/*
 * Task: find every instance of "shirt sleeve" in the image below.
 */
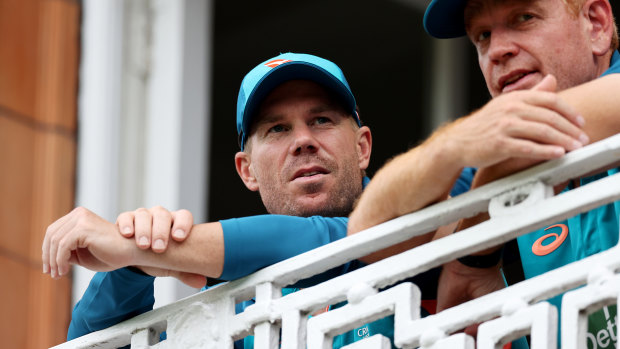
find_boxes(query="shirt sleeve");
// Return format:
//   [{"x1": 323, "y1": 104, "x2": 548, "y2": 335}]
[
  {"x1": 220, "y1": 215, "x2": 349, "y2": 281},
  {"x1": 450, "y1": 167, "x2": 476, "y2": 197},
  {"x1": 67, "y1": 268, "x2": 155, "y2": 340}
]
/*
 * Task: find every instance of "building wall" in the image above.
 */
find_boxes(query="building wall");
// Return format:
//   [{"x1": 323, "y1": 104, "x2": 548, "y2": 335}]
[{"x1": 0, "y1": 0, "x2": 79, "y2": 347}]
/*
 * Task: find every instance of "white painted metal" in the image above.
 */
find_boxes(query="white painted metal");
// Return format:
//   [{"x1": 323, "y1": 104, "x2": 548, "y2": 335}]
[
  {"x1": 561, "y1": 268, "x2": 620, "y2": 349},
  {"x1": 307, "y1": 283, "x2": 417, "y2": 349},
  {"x1": 342, "y1": 335, "x2": 392, "y2": 349},
  {"x1": 477, "y1": 302, "x2": 557, "y2": 349},
  {"x1": 253, "y1": 283, "x2": 281, "y2": 349},
  {"x1": 420, "y1": 332, "x2": 474, "y2": 349},
  {"x1": 130, "y1": 327, "x2": 159, "y2": 348},
  {"x1": 281, "y1": 309, "x2": 308, "y2": 349},
  {"x1": 54, "y1": 134, "x2": 620, "y2": 349},
  {"x1": 145, "y1": 0, "x2": 211, "y2": 309},
  {"x1": 74, "y1": 0, "x2": 211, "y2": 310},
  {"x1": 74, "y1": 0, "x2": 125, "y2": 307}
]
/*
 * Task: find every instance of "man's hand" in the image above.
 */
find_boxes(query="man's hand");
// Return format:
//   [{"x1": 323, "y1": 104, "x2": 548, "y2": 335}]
[
  {"x1": 436, "y1": 75, "x2": 588, "y2": 170},
  {"x1": 437, "y1": 260, "x2": 505, "y2": 337},
  {"x1": 42, "y1": 207, "x2": 208, "y2": 288},
  {"x1": 116, "y1": 206, "x2": 193, "y2": 253},
  {"x1": 42, "y1": 207, "x2": 135, "y2": 278},
  {"x1": 437, "y1": 260, "x2": 504, "y2": 311}
]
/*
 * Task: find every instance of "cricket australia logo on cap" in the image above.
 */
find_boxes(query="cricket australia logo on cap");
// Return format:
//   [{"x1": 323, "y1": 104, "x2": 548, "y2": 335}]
[{"x1": 264, "y1": 59, "x2": 292, "y2": 68}]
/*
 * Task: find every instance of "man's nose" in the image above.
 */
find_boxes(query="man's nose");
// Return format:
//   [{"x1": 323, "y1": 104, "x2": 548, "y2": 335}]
[
  {"x1": 290, "y1": 126, "x2": 319, "y2": 155},
  {"x1": 487, "y1": 29, "x2": 519, "y2": 63}
]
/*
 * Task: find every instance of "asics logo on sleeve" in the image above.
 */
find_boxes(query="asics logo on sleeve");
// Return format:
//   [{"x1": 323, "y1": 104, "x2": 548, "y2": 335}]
[{"x1": 532, "y1": 224, "x2": 569, "y2": 256}]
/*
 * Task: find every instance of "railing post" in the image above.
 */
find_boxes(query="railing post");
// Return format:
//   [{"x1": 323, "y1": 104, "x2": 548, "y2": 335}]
[
  {"x1": 253, "y1": 282, "x2": 282, "y2": 349},
  {"x1": 420, "y1": 331, "x2": 474, "y2": 349},
  {"x1": 163, "y1": 298, "x2": 235, "y2": 348},
  {"x1": 477, "y1": 301, "x2": 557, "y2": 349},
  {"x1": 130, "y1": 327, "x2": 160, "y2": 348},
  {"x1": 281, "y1": 309, "x2": 308, "y2": 349}
]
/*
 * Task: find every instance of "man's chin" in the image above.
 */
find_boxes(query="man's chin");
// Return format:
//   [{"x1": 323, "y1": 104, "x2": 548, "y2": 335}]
[
  {"x1": 293, "y1": 196, "x2": 352, "y2": 218},
  {"x1": 294, "y1": 195, "x2": 329, "y2": 214}
]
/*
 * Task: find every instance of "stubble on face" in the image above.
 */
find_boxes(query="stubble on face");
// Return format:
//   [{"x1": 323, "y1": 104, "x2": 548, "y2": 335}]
[{"x1": 255, "y1": 143, "x2": 364, "y2": 218}]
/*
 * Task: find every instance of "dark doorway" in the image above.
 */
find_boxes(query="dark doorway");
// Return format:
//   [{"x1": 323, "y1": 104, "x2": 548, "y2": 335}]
[{"x1": 208, "y1": 0, "x2": 439, "y2": 220}]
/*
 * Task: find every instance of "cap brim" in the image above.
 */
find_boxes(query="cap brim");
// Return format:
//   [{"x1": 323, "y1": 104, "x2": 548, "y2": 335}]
[
  {"x1": 423, "y1": 0, "x2": 468, "y2": 39},
  {"x1": 241, "y1": 62, "x2": 357, "y2": 140}
]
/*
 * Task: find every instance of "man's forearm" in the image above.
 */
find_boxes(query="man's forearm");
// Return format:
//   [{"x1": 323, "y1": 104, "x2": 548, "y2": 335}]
[
  {"x1": 348, "y1": 133, "x2": 463, "y2": 235},
  {"x1": 346, "y1": 76, "x2": 589, "y2": 263},
  {"x1": 347, "y1": 133, "x2": 465, "y2": 263},
  {"x1": 560, "y1": 74, "x2": 620, "y2": 145},
  {"x1": 131, "y1": 222, "x2": 225, "y2": 278}
]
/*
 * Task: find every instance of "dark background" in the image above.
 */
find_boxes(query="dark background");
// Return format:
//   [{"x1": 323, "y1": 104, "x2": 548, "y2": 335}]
[{"x1": 208, "y1": 0, "x2": 620, "y2": 220}]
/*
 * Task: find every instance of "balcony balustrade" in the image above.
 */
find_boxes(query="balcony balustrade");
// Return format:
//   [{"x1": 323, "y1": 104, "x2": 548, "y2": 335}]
[{"x1": 53, "y1": 134, "x2": 620, "y2": 349}]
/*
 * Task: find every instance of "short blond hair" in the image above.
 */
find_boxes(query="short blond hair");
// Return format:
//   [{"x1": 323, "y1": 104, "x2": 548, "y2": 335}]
[{"x1": 564, "y1": 0, "x2": 618, "y2": 50}]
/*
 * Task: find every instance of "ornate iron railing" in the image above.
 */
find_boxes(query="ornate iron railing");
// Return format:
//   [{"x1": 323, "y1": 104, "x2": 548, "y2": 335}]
[{"x1": 54, "y1": 134, "x2": 620, "y2": 349}]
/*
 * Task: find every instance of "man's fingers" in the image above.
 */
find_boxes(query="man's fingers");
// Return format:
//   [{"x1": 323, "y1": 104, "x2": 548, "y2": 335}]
[
  {"x1": 508, "y1": 117, "x2": 583, "y2": 153},
  {"x1": 534, "y1": 99, "x2": 587, "y2": 141},
  {"x1": 492, "y1": 95, "x2": 588, "y2": 151},
  {"x1": 42, "y1": 227, "x2": 51, "y2": 274},
  {"x1": 524, "y1": 83, "x2": 587, "y2": 131},
  {"x1": 116, "y1": 211, "x2": 136, "y2": 238},
  {"x1": 151, "y1": 206, "x2": 172, "y2": 253},
  {"x1": 118, "y1": 206, "x2": 192, "y2": 252},
  {"x1": 500, "y1": 137, "x2": 566, "y2": 160},
  {"x1": 48, "y1": 229, "x2": 62, "y2": 278},
  {"x1": 134, "y1": 208, "x2": 153, "y2": 249},
  {"x1": 525, "y1": 108, "x2": 588, "y2": 146},
  {"x1": 56, "y1": 233, "x2": 78, "y2": 277},
  {"x1": 170, "y1": 209, "x2": 193, "y2": 241},
  {"x1": 42, "y1": 209, "x2": 76, "y2": 274},
  {"x1": 532, "y1": 74, "x2": 557, "y2": 93},
  {"x1": 44, "y1": 208, "x2": 81, "y2": 278}
]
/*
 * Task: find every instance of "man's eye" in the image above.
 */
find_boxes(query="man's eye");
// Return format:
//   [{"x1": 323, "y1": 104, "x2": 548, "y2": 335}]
[
  {"x1": 314, "y1": 117, "x2": 331, "y2": 125},
  {"x1": 268, "y1": 124, "x2": 285, "y2": 133},
  {"x1": 517, "y1": 13, "x2": 534, "y2": 22},
  {"x1": 477, "y1": 30, "x2": 491, "y2": 42}
]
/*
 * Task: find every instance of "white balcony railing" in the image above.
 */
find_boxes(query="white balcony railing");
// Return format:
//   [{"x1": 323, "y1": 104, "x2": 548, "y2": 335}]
[{"x1": 54, "y1": 134, "x2": 620, "y2": 349}]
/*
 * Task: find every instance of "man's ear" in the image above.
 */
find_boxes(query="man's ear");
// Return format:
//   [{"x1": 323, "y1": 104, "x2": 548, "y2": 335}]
[
  {"x1": 235, "y1": 152, "x2": 259, "y2": 192},
  {"x1": 356, "y1": 126, "x2": 372, "y2": 171},
  {"x1": 583, "y1": 0, "x2": 614, "y2": 56}
]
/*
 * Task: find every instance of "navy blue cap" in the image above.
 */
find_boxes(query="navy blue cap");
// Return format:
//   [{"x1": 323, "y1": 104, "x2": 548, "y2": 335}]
[
  {"x1": 424, "y1": 0, "x2": 469, "y2": 39},
  {"x1": 236, "y1": 53, "x2": 360, "y2": 151}
]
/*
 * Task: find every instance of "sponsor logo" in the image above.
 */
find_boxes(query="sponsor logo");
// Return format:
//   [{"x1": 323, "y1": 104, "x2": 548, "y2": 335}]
[
  {"x1": 587, "y1": 306, "x2": 618, "y2": 349},
  {"x1": 532, "y1": 224, "x2": 569, "y2": 256},
  {"x1": 357, "y1": 326, "x2": 369, "y2": 338},
  {"x1": 264, "y1": 59, "x2": 292, "y2": 68}
]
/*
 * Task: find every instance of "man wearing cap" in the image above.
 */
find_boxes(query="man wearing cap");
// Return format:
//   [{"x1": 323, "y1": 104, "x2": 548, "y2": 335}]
[
  {"x1": 348, "y1": 0, "x2": 620, "y2": 345},
  {"x1": 45, "y1": 53, "x2": 477, "y2": 347}
]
